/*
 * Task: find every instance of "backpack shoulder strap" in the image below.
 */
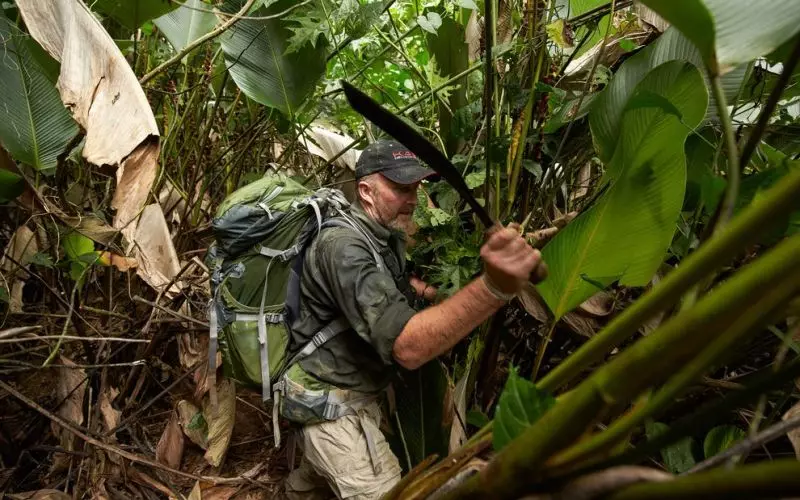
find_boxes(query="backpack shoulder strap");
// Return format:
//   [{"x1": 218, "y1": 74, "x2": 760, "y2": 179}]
[{"x1": 321, "y1": 212, "x2": 386, "y2": 272}]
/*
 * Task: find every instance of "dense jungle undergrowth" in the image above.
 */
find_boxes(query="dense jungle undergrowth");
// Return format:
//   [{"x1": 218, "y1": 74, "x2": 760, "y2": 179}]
[{"x1": 2, "y1": 0, "x2": 800, "y2": 498}]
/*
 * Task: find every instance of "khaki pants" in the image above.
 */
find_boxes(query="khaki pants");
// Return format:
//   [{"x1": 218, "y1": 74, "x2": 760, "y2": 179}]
[{"x1": 285, "y1": 401, "x2": 401, "y2": 500}]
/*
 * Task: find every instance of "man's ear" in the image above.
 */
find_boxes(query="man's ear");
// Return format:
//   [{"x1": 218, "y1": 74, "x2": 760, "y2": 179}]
[{"x1": 357, "y1": 179, "x2": 375, "y2": 208}]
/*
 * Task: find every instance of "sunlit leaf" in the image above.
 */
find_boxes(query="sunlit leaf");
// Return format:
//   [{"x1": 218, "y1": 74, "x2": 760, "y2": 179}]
[
  {"x1": 417, "y1": 12, "x2": 442, "y2": 34},
  {"x1": 493, "y1": 366, "x2": 556, "y2": 451},
  {"x1": 703, "y1": 425, "x2": 745, "y2": 459},
  {"x1": 0, "y1": 12, "x2": 78, "y2": 171},
  {"x1": 62, "y1": 232, "x2": 95, "y2": 262},
  {"x1": 465, "y1": 171, "x2": 486, "y2": 189},
  {"x1": 539, "y1": 61, "x2": 707, "y2": 319}
]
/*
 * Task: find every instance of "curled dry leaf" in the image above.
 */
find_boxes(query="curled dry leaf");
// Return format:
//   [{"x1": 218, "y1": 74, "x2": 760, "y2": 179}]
[
  {"x1": 15, "y1": 0, "x2": 182, "y2": 295},
  {"x1": 156, "y1": 412, "x2": 185, "y2": 469},
  {"x1": 52, "y1": 356, "x2": 86, "y2": 459},
  {"x1": 783, "y1": 401, "x2": 800, "y2": 459},
  {"x1": 203, "y1": 378, "x2": 236, "y2": 467},
  {"x1": 178, "y1": 400, "x2": 209, "y2": 449},
  {"x1": 518, "y1": 285, "x2": 602, "y2": 337},
  {"x1": 132, "y1": 204, "x2": 182, "y2": 295},
  {"x1": 578, "y1": 292, "x2": 614, "y2": 317},
  {"x1": 97, "y1": 251, "x2": 138, "y2": 272},
  {"x1": 98, "y1": 386, "x2": 122, "y2": 433},
  {"x1": 301, "y1": 125, "x2": 361, "y2": 171}
]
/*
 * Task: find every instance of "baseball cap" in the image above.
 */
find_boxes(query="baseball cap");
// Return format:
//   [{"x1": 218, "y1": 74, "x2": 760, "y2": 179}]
[{"x1": 355, "y1": 139, "x2": 438, "y2": 185}]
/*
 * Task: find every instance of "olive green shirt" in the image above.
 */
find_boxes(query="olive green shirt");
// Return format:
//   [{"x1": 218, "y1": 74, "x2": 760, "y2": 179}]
[{"x1": 290, "y1": 204, "x2": 418, "y2": 393}]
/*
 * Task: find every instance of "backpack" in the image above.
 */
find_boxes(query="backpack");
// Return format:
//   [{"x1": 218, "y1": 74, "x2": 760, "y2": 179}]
[{"x1": 205, "y1": 172, "x2": 384, "y2": 408}]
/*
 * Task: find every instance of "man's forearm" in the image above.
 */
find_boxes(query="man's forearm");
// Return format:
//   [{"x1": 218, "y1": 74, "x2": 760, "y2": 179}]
[{"x1": 392, "y1": 277, "x2": 504, "y2": 370}]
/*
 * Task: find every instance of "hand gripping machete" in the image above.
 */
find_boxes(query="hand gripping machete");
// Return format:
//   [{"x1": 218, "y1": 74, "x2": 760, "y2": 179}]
[{"x1": 341, "y1": 80, "x2": 547, "y2": 284}]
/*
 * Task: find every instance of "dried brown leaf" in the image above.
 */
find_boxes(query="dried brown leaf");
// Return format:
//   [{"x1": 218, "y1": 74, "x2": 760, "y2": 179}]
[
  {"x1": 178, "y1": 400, "x2": 209, "y2": 449},
  {"x1": 205, "y1": 486, "x2": 240, "y2": 500},
  {"x1": 59, "y1": 216, "x2": 120, "y2": 247},
  {"x1": 465, "y1": 10, "x2": 481, "y2": 62},
  {"x1": 52, "y1": 356, "x2": 86, "y2": 449},
  {"x1": 448, "y1": 370, "x2": 469, "y2": 454},
  {"x1": 301, "y1": 125, "x2": 361, "y2": 171},
  {"x1": 518, "y1": 284, "x2": 550, "y2": 323},
  {"x1": 203, "y1": 378, "x2": 236, "y2": 467},
  {"x1": 16, "y1": 0, "x2": 160, "y2": 238},
  {"x1": 783, "y1": 401, "x2": 800, "y2": 458},
  {"x1": 7, "y1": 490, "x2": 72, "y2": 500},
  {"x1": 578, "y1": 292, "x2": 614, "y2": 317},
  {"x1": 563, "y1": 311, "x2": 601, "y2": 338},
  {"x1": 132, "y1": 204, "x2": 182, "y2": 296},
  {"x1": 187, "y1": 481, "x2": 203, "y2": 500},
  {"x1": 0, "y1": 226, "x2": 37, "y2": 280},
  {"x1": 156, "y1": 413, "x2": 185, "y2": 469},
  {"x1": 98, "y1": 386, "x2": 121, "y2": 432}
]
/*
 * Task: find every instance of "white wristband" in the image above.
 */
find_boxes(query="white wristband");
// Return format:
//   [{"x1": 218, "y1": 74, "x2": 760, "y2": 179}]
[{"x1": 481, "y1": 274, "x2": 516, "y2": 302}]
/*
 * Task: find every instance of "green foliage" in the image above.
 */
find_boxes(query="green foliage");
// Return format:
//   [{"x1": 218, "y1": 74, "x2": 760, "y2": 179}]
[
  {"x1": 153, "y1": 0, "x2": 217, "y2": 54},
  {"x1": 0, "y1": 170, "x2": 24, "y2": 203},
  {"x1": 390, "y1": 361, "x2": 450, "y2": 469},
  {"x1": 703, "y1": 425, "x2": 745, "y2": 459},
  {"x1": 646, "y1": 421, "x2": 697, "y2": 474},
  {"x1": 0, "y1": 13, "x2": 78, "y2": 172},
  {"x1": 493, "y1": 366, "x2": 556, "y2": 451},
  {"x1": 92, "y1": 0, "x2": 179, "y2": 29},
  {"x1": 641, "y1": 0, "x2": 800, "y2": 72},
  {"x1": 417, "y1": 11, "x2": 442, "y2": 34},
  {"x1": 220, "y1": 0, "x2": 327, "y2": 117},
  {"x1": 61, "y1": 232, "x2": 97, "y2": 283},
  {"x1": 539, "y1": 61, "x2": 708, "y2": 319}
]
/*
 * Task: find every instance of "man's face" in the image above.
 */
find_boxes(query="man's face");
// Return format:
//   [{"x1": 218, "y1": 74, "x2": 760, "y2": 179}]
[{"x1": 359, "y1": 174, "x2": 419, "y2": 232}]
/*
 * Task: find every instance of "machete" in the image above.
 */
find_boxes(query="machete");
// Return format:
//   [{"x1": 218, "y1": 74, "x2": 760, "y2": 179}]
[
  {"x1": 341, "y1": 80, "x2": 495, "y2": 229},
  {"x1": 342, "y1": 80, "x2": 548, "y2": 284}
]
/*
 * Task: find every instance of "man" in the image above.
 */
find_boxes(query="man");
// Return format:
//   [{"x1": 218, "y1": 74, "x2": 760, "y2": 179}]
[{"x1": 283, "y1": 139, "x2": 545, "y2": 499}]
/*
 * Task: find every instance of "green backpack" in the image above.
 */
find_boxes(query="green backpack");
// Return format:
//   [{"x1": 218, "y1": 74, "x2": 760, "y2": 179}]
[{"x1": 206, "y1": 172, "x2": 382, "y2": 405}]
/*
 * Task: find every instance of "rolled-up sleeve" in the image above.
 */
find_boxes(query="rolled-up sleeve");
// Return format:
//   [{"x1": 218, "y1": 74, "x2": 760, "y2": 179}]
[{"x1": 316, "y1": 231, "x2": 416, "y2": 366}]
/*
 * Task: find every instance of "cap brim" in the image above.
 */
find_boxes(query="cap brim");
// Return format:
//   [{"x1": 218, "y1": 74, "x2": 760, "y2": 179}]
[{"x1": 381, "y1": 163, "x2": 439, "y2": 184}]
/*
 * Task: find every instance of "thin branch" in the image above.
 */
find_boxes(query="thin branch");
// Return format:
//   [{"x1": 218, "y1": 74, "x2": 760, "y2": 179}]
[
  {"x1": 0, "y1": 336, "x2": 148, "y2": 344},
  {"x1": 132, "y1": 296, "x2": 208, "y2": 327},
  {"x1": 688, "y1": 414, "x2": 800, "y2": 474},
  {"x1": 140, "y1": 0, "x2": 259, "y2": 85},
  {"x1": 739, "y1": 35, "x2": 800, "y2": 169},
  {"x1": 0, "y1": 379, "x2": 252, "y2": 485}
]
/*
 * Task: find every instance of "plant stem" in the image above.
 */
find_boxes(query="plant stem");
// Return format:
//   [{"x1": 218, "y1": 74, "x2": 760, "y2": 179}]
[
  {"x1": 607, "y1": 459, "x2": 800, "y2": 500},
  {"x1": 538, "y1": 167, "x2": 800, "y2": 393},
  {"x1": 483, "y1": 0, "x2": 495, "y2": 217},
  {"x1": 447, "y1": 233, "x2": 800, "y2": 499},
  {"x1": 548, "y1": 269, "x2": 798, "y2": 469},
  {"x1": 710, "y1": 73, "x2": 739, "y2": 230}
]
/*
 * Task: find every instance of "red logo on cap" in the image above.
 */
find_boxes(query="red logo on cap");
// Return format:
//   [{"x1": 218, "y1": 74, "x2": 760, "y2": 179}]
[{"x1": 392, "y1": 150, "x2": 417, "y2": 160}]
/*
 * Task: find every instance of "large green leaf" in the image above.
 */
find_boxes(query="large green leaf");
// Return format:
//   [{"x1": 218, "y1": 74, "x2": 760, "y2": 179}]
[
  {"x1": 646, "y1": 421, "x2": 697, "y2": 474},
  {"x1": 703, "y1": 425, "x2": 745, "y2": 459},
  {"x1": 220, "y1": 0, "x2": 327, "y2": 117},
  {"x1": 0, "y1": 13, "x2": 78, "y2": 172},
  {"x1": 590, "y1": 27, "x2": 743, "y2": 164},
  {"x1": 389, "y1": 362, "x2": 450, "y2": 469},
  {"x1": 154, "y1": 0, "x2": 217, "y2": 54},
  {"x1": 493, "y1": 366, "x2": 556, "y2": 451},
  {"x1": 539, "y1": 61, "x2": 707, "y2": 319},
  {"x1": 92, "y1": 0, "x2": 179, "y2": 29},
  {"x1": 641, "y1": 0, "x2": 800, "y2": 73},
  {"x1": 426, "y1": 14, "x2": 469, "y2": 156}
]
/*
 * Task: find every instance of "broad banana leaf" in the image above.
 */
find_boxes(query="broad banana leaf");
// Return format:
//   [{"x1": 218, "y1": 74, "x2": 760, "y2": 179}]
[
  {"x1": 91, "y1": 0, "x2": 179, "y2": 29},
  {"x1": 426, "y1": 14, "x2": 469, "y2": 156},
  {"x1": 641, "y1": 0, "x2": 800, "y2": 73},
  {"x1": 220, "y1": 0, "x2": 327, "y2": 117},
  {"x1": 154, "y1": 0, "x2": 216, "y2": 54},
  {"x1": 0, "y1": 13, "x2": 78, "y2": 172},
  {"x1": 590, "y1": 27, "x2": 744, "y2": 164},
  {"x1": 539, "y1": 61, "x2": 708, "y2": 319}
]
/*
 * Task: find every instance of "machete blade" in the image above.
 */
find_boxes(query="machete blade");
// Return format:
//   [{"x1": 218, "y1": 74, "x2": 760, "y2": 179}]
[{"x1": 341, "y1": 80, "x2": 495, "y2": 229}]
